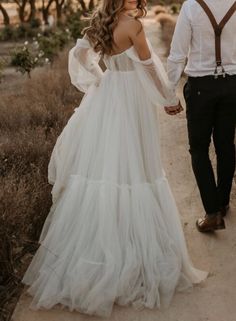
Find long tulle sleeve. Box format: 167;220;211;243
126;40;179;107
68;35;103;93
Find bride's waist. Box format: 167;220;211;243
104;69;136;73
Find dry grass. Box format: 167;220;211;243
0;46;83;321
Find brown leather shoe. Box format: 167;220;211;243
220;204;230;217
196;212;225;233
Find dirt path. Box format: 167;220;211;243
11;12;236;321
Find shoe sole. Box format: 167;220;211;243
196;220;226;233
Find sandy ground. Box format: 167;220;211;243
11;12;236;321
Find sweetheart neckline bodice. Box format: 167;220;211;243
105;45;134;59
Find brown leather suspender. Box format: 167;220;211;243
196;0;236;78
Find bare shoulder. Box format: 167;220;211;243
125;18;150;60
115;16;150;60
122;18;143;37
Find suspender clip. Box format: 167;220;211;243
214;64;220;79
214;63;226;79
221;65;226;77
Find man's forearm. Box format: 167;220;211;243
166;2;191;99
167;57;187;89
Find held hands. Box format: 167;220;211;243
164;102;183;116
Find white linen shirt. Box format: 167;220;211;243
167;0;236;89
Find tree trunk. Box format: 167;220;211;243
0;3;10;25
14;0;28;23
42;0;54;25
78;0;87;12
55;0;65;22
19;6;25;22
28;0;36;21
88;0;94;11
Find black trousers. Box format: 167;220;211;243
183;74;236;215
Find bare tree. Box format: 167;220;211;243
88;0;94;10
55;0;65;22
28;0;37;22
14;0;28;23
77;0;97;13
42;0;54;24
78;0;87;12
0;1;10;25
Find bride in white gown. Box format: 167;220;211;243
21;0;208;317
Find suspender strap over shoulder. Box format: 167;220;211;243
195;0;236;78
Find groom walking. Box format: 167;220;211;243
165;0;236;232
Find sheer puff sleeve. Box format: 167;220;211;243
126;39;179;108
68;35;103;93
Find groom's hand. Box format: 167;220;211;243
164;102;183;116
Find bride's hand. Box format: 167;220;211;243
164;102;183;115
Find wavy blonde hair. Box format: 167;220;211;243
83;0;147;56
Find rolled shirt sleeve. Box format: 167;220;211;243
167;2;192;90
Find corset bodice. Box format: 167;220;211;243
103;50;135;71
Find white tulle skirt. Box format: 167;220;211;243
22;70;208;317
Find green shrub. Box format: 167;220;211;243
36;29;72;62
37;34;60;61
15;24;28;38
13;24;40;40
0;26;14;41
66;11;88;40
10;43;40;77
10;30;72;77
54;29;71;49
0;11;86;44
30;18;41;29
